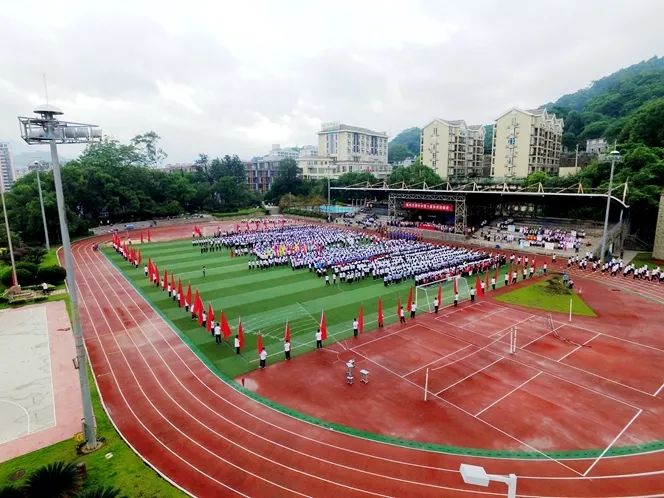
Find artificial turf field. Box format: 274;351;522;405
105;238;527;378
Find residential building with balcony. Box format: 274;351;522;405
490;108;563;179
316;122;390;178
420;119;485;179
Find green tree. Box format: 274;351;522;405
130;131;167;167
387;160;442;186
265;159;306;202
387;143;410;164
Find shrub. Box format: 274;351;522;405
16;262;39;276
37;266;67;286
1;268;36;287
77;487;121;498
23;461;83;498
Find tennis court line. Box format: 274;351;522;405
430;329;512;373
436;357;504;395
555;321;664;355
402;344;474;377
519;323;567;350
582;408;643;477
556;333;600;362
475;371;542;417
654;382;664;397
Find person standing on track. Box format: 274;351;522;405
543;262;548;275
454;292;459;307
399;305;406;324
433;296;439;314
491;276;496;291
470;287;476;302
284;339;291;360
410;301;417;319
315;328;323;349
259;347;267;368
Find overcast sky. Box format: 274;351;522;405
2;0;663;164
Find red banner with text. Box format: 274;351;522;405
402;201;454;212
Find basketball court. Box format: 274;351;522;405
0;301;82;462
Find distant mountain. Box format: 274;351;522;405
388;127;420;163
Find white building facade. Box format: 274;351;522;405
491;108;563;179
420;119;484;179
0;142;16;191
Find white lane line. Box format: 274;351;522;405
475;372;542;417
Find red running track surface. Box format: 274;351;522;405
69;224;664;497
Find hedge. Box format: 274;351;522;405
37;265;67;285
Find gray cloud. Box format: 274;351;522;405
2;0;663;165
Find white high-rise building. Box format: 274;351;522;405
314;122;390;178
0;142;16;191
420;119;485;179
490;108;563;179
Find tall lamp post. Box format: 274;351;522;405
460;464;517;498
18;104;102;451
599;148;621;262
0;180;18;287
36;166;50;250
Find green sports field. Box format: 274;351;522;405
104;238;496;377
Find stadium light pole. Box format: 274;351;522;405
599;149;621;262
0;180;18;287
36;168;50;250
18;104;103;451
460;464;517;498
327;177;331;222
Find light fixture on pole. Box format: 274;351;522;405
18;104;102;452
599;148;622;262
460;463;517;498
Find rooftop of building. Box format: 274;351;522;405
319;122;387;137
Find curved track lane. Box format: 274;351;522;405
71;232;664;497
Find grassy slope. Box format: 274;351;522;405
495;279;596;316
106;239;516;377
630;252;664;269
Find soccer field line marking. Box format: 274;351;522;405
582;408;643;477
350;350;583;476
436;357;504;395
430;329;512;372
475;372;543;417
402;345;474;377
556;333;600;363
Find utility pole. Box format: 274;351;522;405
36;168;50;250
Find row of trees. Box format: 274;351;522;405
4;134;261;245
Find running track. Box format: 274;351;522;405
70;228;664;497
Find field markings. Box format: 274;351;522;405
436;357;504;395
475;372;542;417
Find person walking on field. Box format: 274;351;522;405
284;339;291;360
325;274;330;286
202;266;207;278
352;318;359;338
234;334;241;354
399;306;406;324
214;322;222;343
259;347;267;368
433;296;439;314
410;301;417;319
315;328;323;349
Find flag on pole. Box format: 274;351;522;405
376;297;384;327
484;271;489;295
407;286;414;312
196;292;204;325
206;303;214;333
494;266;499;285
358;304;364;334
170;273;176;292
238;318;244;347
221;311;231;338
137;249;142;265
177;279;184;307
453;276;458;295
162;269;168;291
532;258;537;273
147;229;151;242
185;283;192;308
256;333;263;353
284;321;291;342
153;264;159;285
475;276;482;297
320;311;327;341
437;283;442;306
140;231;144;244
396;296;402;319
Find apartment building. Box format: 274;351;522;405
420;120;485;179
490;108;563;179
0;142;16;191
247;145;305;193
316;122;390;178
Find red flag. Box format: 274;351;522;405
453;276;458;295
162;269;168;291
377;297;384;327
407;286;414;312
494;266;499;284
475;276;482;297
170;273;176;292
148;229;152;242
396;296;402;319
437;283;442;306
320;311;327;341
206;303;214;333
195;292;204;325
256;333;263;353
358;305;364;334
153;264;159;284
221;311;231;339
137;249;142;265
177;279;184;307
185;283;192;308
284;321;291;342
484;271;489;295
140;231;144;243
238;318;244;347
532;258;537;273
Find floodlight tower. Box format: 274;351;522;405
18;105;103;451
